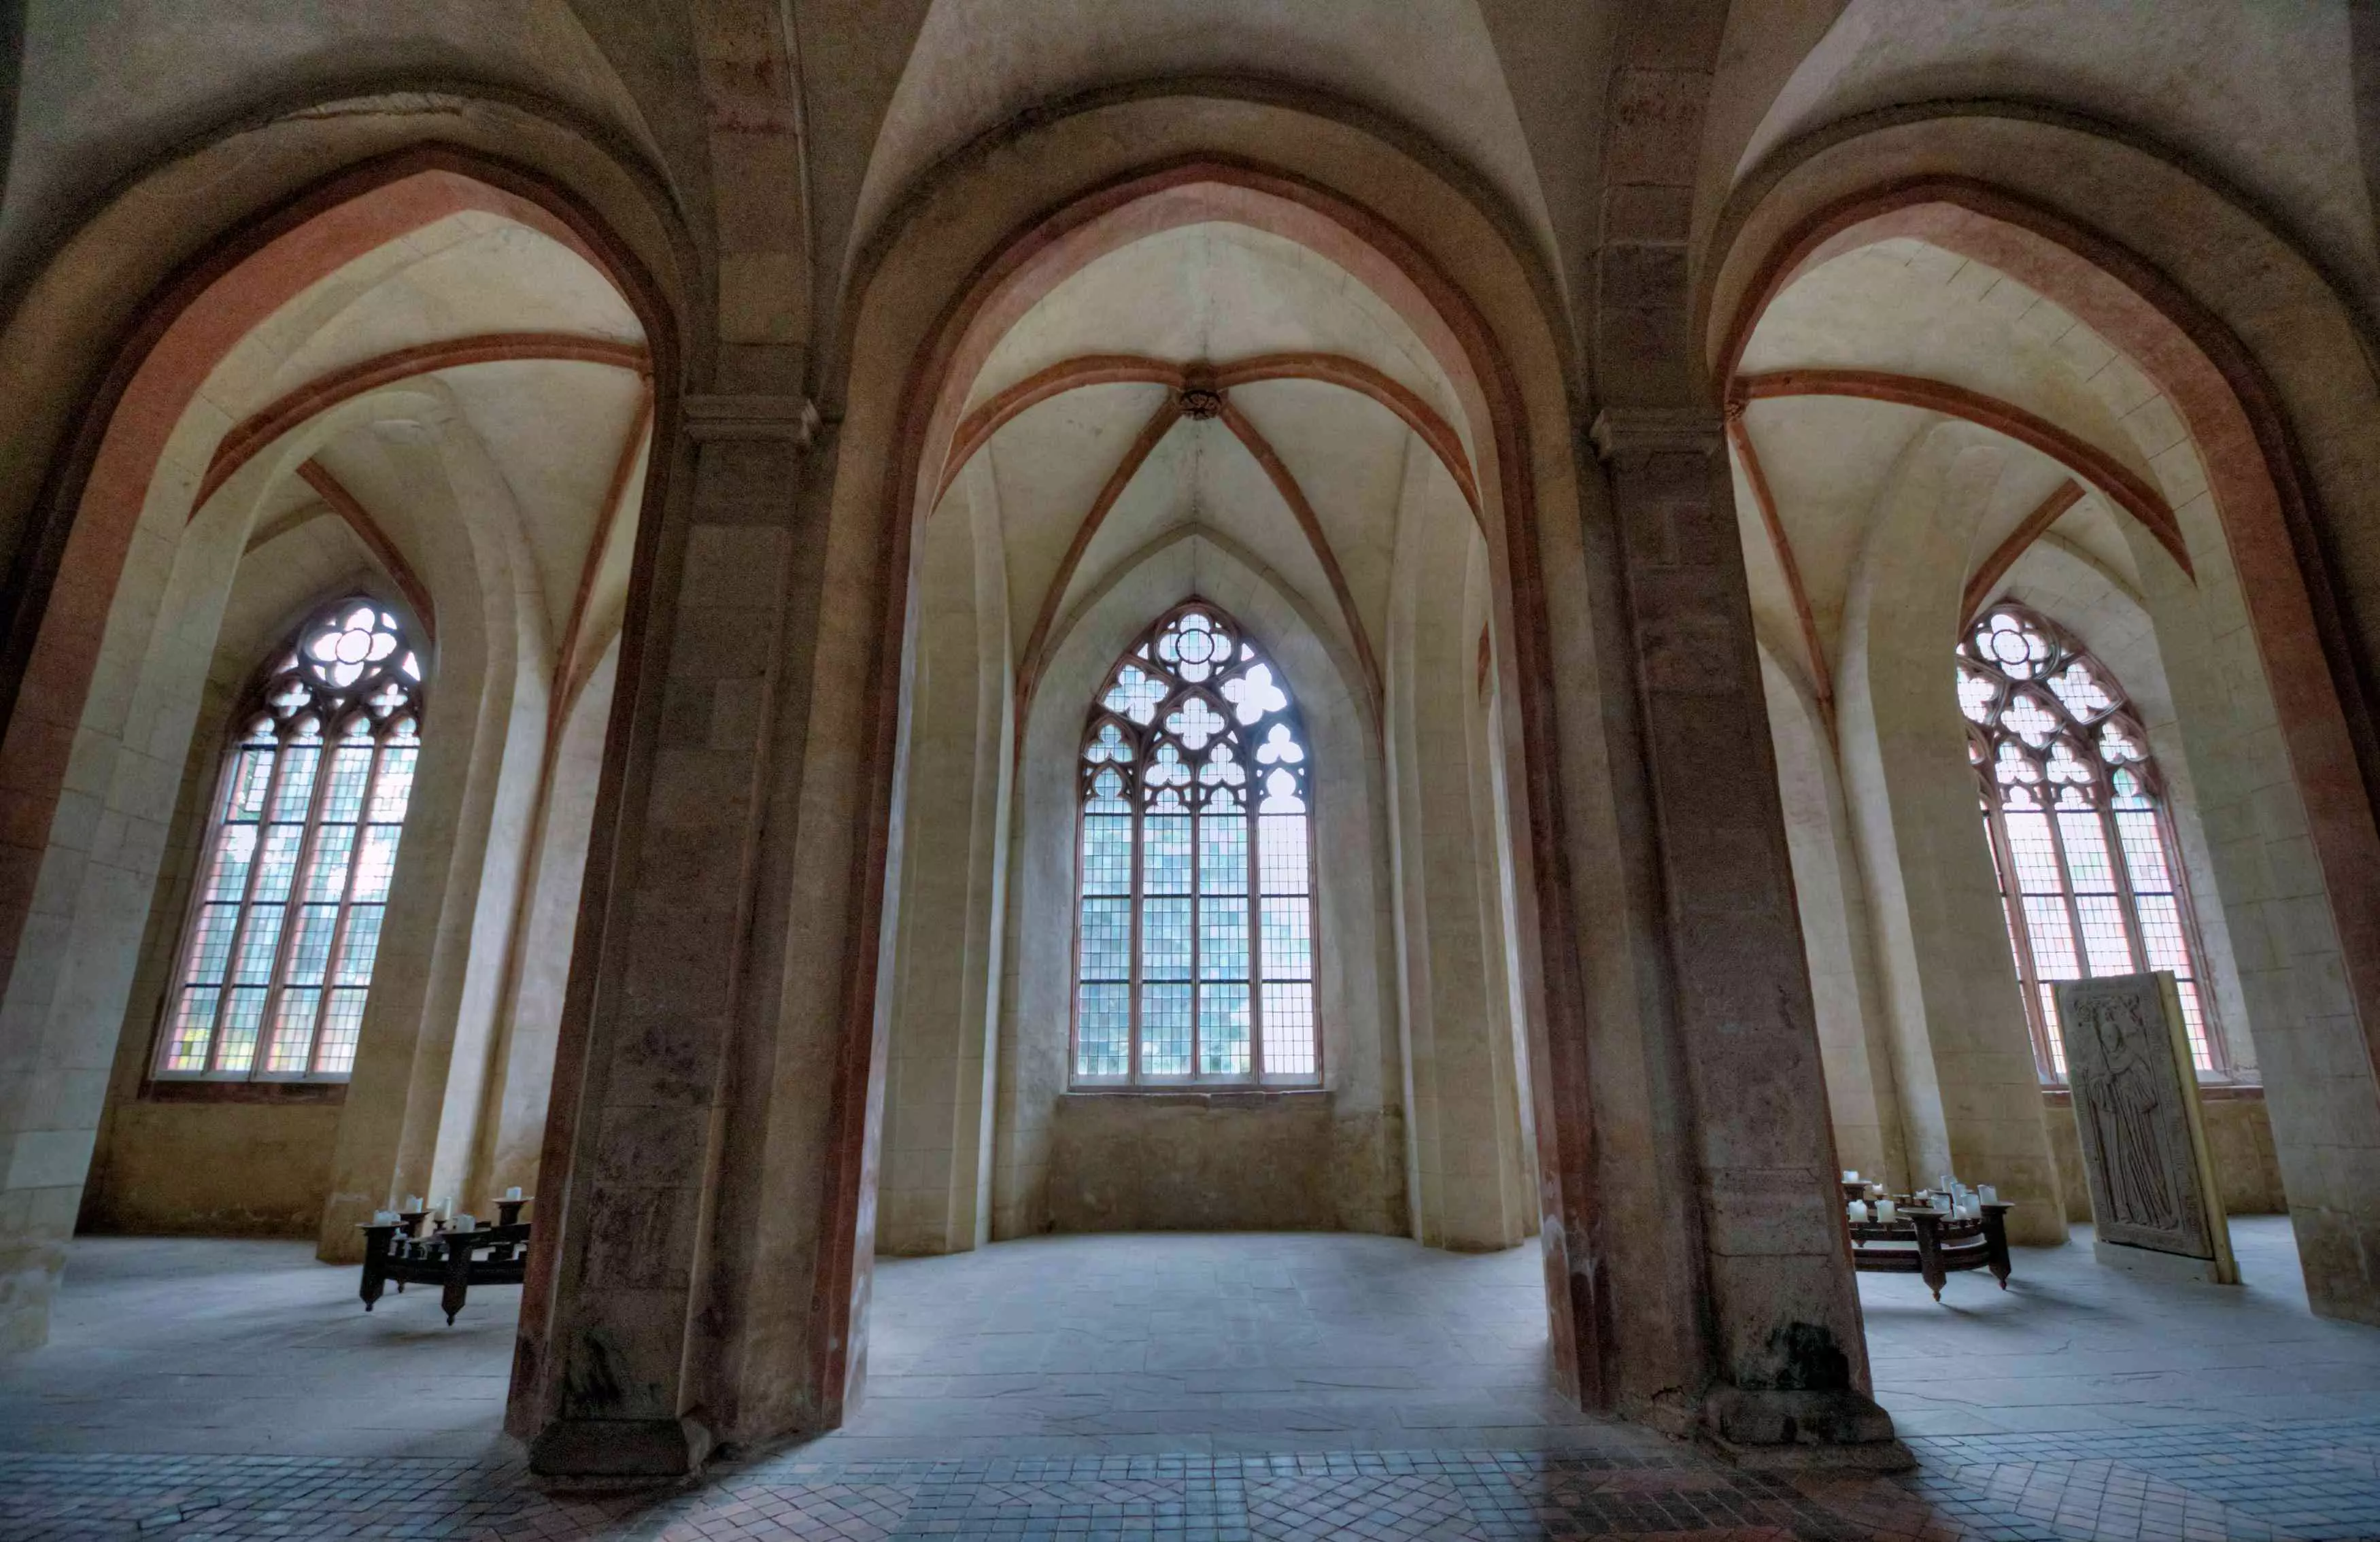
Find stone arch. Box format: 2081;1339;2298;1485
0;127;686;1353
653;94;1641;1445
1707;116;2380;1320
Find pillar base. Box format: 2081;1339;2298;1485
1701;1387;1914;1472
529;1415;714;1478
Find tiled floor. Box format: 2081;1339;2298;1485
3;1220;2379;1538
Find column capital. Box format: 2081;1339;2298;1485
683;393;819;446
1588;406;1725;462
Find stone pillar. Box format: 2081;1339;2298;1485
1591;407;1905;1467
513;392;815;1477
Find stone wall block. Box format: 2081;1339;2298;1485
691;441;798;524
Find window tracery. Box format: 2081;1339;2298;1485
1958;603;2222;1078
1075;603;1317;1085
156;599;426;1082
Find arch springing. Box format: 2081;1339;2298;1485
156;598;426;1082
1958;604;2222;1078
1075;602;1317;1086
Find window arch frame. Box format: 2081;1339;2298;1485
1070;599;1321;1089
1958;601;2228;1082
152;595;428;1085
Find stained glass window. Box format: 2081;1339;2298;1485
156;598;426;1082
1958;604;2223;1079
1075;603;1317;1084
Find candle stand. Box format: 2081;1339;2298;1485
1841;1182;2013;1302
357;1197;532;1324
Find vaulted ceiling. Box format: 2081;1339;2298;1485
933;219;1481;712
1727;235;2196;716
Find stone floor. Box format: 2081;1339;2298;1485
2;1219;2378;1538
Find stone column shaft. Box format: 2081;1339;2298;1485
515;394;814;1477
1593;407;1903;1464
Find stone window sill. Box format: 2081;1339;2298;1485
141;1078;349;1105
2041;1078;2260;1108
1061;1087;1328;1108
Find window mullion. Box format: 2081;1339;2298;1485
1986;791;2058;1075
256;724;345;1077
311;736;388;1077
158;747;245;1078
1189;803;1202;1082
2099;801;2152;978
1128;785;1144;1088
2040;791;2091;978
1248;786;1265;1085
209;738;292;1076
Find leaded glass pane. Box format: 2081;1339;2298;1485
1261;897;1312;980
352;825;401;903
1141;897;1192;980
233;905;285;984
185;905;240;984
266;989;320;1074
336;906;384;986
1258;815;1308;896
369;747;418;823
322;744;373;821
1262;982;1317;1078
1140;984;1191;1076
1142;815;1192;895
216;987;267;1072
165;989;218;1072
1076;984;1130;1078
203;824;257;902
253;825;305;902
286;905;338;987
1200;984;1250;1076
315;988;371;1076
1082;817;1132;895
1078;899;1130;978
1200;897;1248;979
1200;815;1246;893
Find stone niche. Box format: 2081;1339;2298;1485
1045;1091;1402;1234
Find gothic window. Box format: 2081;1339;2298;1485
1958;604;2222;1079
156;599;426;1082
1075;603;1318;1086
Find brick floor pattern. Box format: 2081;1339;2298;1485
4;1418;2379;1541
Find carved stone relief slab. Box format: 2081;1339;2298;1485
2054;974;2232;1275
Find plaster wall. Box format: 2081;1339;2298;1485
1761;649;1903;1191
1044;1091;1340;1233
879;461;1008;1256
1384;453;1534;1251
471;642;620;1205
1835;418;2065;1241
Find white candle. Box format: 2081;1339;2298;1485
1843;1170;1859;1183
505;1186;523;1201
1846;1200;1870;1222
1979;1184;1997;1205
1877;1199;1897;1222
405;1195;422;1211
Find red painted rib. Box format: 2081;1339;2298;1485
197;332;649;514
